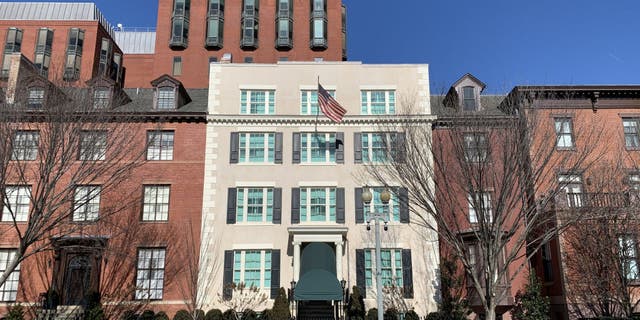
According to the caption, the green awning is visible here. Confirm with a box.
[294,269,343,301]
[294,242,342,301]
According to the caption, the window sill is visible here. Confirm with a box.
[625,147,640,151]
[555,147,576,151]
[0,220,27,224]
[299,162,338,166]
[234,222,275,225]
[236,162,280,165]
[140,220,169,224]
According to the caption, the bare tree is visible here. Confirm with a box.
[364,91,606,320]
[561,162,640,318]
[0,54,152,290]
[217,283,268,320]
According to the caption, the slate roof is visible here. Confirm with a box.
[117,88,208,114]
[430,95,507,117]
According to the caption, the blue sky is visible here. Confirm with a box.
[8,0,639,93]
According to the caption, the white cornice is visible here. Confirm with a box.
[206,115,436,126]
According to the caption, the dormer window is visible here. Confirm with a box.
[93,87,111,109]
[157,87,176,110]
[463,86,476,111]
[28,87,44,108]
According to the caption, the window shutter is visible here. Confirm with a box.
[394,133,406,163]
[354,133,362,163]
[402,249,413,298]
[291,188,300,224]
[230,132,239,163]
[335,132,344,163]
[270,250,281,299]
[356,249,366,298]
[355,188,364,223]
[336,188,345,223]
[273,188,282,224]
[223,250,234,299]
[227,188,237,224]
[398,187,409,223]
[275,132,283,164]
[292,133,301,164]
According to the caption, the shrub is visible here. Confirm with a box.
[383,308,398,320]
[174,310,192,320]
[512,273,550,320]
[140,310,155,320]
[222,309,236,320]
[269,288,290,320]
[205,309,223,320]
[5,305,24,320]
[155,311,170,320]
[366,308,378,320]
[121,310,138,320]
[194,310,205,320]
[404,310,419,320]
[84,305,105,320]
[347,286,365,320]
[241,309,258,320]
[260,309,271,320]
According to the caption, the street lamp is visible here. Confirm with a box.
[362,187,390,320]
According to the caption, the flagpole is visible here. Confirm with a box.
[315,76,319,133]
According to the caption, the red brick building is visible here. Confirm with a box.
[118,0,347,88]
[0,2,124,86]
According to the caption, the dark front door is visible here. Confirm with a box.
[63,255,92,305]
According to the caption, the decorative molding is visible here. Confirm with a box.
[207,115,436,126]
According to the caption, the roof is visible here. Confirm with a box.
[0,2,116,38]
[451,73,486,90]
[431,94,507,117]
[114,30,156,54]
[118,88,208,114]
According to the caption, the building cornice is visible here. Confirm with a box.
[206,114,436,126]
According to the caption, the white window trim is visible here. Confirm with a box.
[233,250,271,290]
[0,249,19,302]
[301,132,336,163]
[79,131,107,161]
[73,185,101,222]
[468,192,492,224]
[2,186,30,222]
[364,187,400,223]
[300,187,336,223]
[364,248,403,289]
[239,132,274,163]
[241,90,276,115]
[142,185,170,221]
[236,187,273,223]
[361,90,395,115]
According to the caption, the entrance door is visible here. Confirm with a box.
[63,255,92,306]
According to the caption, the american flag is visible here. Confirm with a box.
[318,83,347,123]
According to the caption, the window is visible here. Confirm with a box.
[172,57,182,76]
[1,28,23,79]
[112,53,122,82]
[541,242,554,282]
[236,187,273,223]
[619,235,639,281]
[63,28,84,81]
[363,187,400,222]
[0,250,19,301]
[361,132,402,163]
[463,133,488,163]
[233,250,271,288]
[2,186,30,222]
[28,87,45,108]
[629,174,640,191]
[364,249,403,288]
[12,131,39,161]
[361,90,395,114]
[300,187,336,222]
[98,38,112,75]
[240,0,259,48]
[79,131,107,161]
[157,87,176,109]
[73,185,101,221]
[558,174,583,207]
[468,192,492,224]
[310,0,327,48]
[300,90,335,115]
[623,118,640,149]
[93,87,110,109]
[462,86,476,111]
[209,56,218,63]
[135,248,166,300]
[143,186,170,221]
[34,28,53,77]
[205,0,224,48]
[554,117,574,149]
[276,0,292,48]
[244,57,254,63]
[300,132,336,163]
[239,133,274,163]
[241,90,275,114]
[147,131,175,161]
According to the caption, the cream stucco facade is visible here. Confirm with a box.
[199,62,439,316]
